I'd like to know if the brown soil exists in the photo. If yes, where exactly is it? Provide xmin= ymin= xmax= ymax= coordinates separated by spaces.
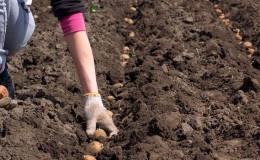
xmin=1 ymin=0 xmax=260 ymax=160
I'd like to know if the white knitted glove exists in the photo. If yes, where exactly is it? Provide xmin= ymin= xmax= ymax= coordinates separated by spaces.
xmin=84 ymin=95 xmax=118 ymax=137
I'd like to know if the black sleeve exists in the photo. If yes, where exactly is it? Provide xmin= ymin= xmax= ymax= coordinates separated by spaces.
xmin=50 ymin=0 xmax=84 ymax=20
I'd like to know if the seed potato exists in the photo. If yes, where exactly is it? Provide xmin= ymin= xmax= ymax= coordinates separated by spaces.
xmin=113 ymin=83 xmax=124 ymax=89
xmin=87 ymin=141 xmax=104 ymax=154
xmin=130 ymin=6 xmax=137 ymax=12
xmin=0 ymin=85 xmax=9 ymax=98
xmin=235 ymin=34 xmax=242 ymax=41
xmin=83 ymin=155 xmax=96 ymax=160
xmin=244 ymin=41 xmax=252 ymax=48
xmin=247 ymin=48 xmax=255 ymax=55
xmin=93 ymin=129 xmax=108 ymax=138
xmin=129 ymin=31 xmax=135 ymax=38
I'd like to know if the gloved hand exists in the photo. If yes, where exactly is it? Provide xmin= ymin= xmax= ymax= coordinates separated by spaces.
xmin=84 ymin=95 xmax=118 ymax=137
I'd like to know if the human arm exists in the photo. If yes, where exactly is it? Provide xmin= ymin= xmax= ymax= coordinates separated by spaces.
xmin=64 ymin=31 xmax=118 ymax=137
xmin=50 ymin=0 xmax=118 ymax=136
xmin=64 ymin=31 xmax=98 ymax=93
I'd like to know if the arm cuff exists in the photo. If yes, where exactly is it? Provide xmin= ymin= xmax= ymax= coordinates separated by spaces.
xmin=84 ymin=92 xmax=100 ymax=97
xmin=59 ymin=12 xmax=86 ymax=36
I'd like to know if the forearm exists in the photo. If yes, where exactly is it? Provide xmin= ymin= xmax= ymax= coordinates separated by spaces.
xmin=50 ymin=1 xmax=118 ymax=136
xmin=51 ymin=0 xmax=98 ymax=94
xmin=64 ymin=31 xmax=98 ymax=93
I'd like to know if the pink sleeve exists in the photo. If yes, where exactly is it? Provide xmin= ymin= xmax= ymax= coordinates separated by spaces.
xmin=59 ymin=12 xmax=86 ymax=36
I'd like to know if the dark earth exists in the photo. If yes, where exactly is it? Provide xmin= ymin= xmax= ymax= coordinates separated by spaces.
xmin=1 ymin=0 xmax=260 ymax=159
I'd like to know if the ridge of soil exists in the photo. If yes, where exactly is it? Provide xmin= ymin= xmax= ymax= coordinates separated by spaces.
xmin=0 ymin=0 xmax=259 ymax=160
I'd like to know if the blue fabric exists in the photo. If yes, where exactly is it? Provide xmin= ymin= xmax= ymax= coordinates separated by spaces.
xmin=0 ymin=0 xmax=35 ymax=98
xmin=0 ymin=64 xmax=14 ymax=98
xmin=4 ymin=0 xmax=35 ymax=55
xmin=0 ymin=0 xmax=35 ymax=74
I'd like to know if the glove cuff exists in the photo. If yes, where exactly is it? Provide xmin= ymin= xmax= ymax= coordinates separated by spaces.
xmin=84 ymin=92 xmax=100 ymax=97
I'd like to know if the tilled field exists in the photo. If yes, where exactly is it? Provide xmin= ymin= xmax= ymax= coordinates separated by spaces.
xmin=0 ymin=0 xmax=260 ymax=160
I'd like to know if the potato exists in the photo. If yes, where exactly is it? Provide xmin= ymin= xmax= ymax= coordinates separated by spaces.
xmin=113 ymin=83 xmax=124 ymax=89
xmin=123 ymin=46 xmax=130 ymax=52
xmin=130 ymin=6 xmax=137 ymax=12
xmin=120 ymin=54 xmax=130 ymax=61
xmin=213 ymin=4 xmax=218 ymax=9
xmin=83 ymin=155 xmax=96 ymax=160
xmin=215 ymin=9 xmax=222 ymax=14
xmin=127 ymin=19 xmax=134 ymax=24
xmin=234 ymin=29 xmax=240 ymax=33
xmin=120 ymin=61 xmax=128 ymax=67
xmin=222 ymin=19 xmax=230 ymax=26
xmin=107 ymin=95 xmax=115 ymax=101
xmin=218 ymin=14 xmax=225 ymax=19
xmin=244 ymin=41 xmax=252 ymax=48
xmin=87 ymin=141 xmax=104 ymax=154
xmin=235 ymin=34 xmax=242 ymax=41
xmin=247 ymin=48 xmax=255 ymax=55
xmin=124 ymin=17 xmax=129 ymax=22
xmin=93 ymin=129 xmax=108 ymax=138
xmin=129 ymin=31 xmax=135 ymax=38
xmin=0 ymin=85 xmax=9 ymax=98
xmin=33 ymin=15 xmax=38 ymax=19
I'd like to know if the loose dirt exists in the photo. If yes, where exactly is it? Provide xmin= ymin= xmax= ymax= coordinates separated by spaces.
xmin=0 ymin=0 xmax=259 ymax=160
